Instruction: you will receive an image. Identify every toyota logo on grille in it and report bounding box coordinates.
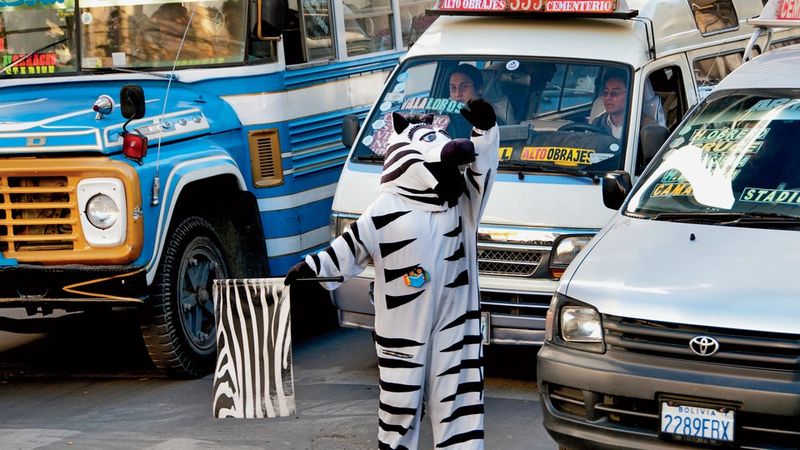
[689,336,720,356]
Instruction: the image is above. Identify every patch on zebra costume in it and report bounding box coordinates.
[212,278,295,418]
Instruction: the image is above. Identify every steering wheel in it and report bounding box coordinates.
[557,123,607,134]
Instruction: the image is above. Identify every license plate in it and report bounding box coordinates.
[480,312,490,345]
[660,401,734,443]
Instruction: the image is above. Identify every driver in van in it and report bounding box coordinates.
[447,64,487,138]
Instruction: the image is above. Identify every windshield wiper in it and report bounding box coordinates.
[83,66,178,81]
[1,36,68,73]
[502,161,599,183]
[650,211,800,227]
[354,154,384,163]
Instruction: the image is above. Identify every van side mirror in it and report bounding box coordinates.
[639,123,670,169]
[255,0,286,39]
[602,170,632,210]
[342,114,362,149]
[120,85,145,120]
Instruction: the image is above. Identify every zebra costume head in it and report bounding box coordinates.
[379,112,476,210]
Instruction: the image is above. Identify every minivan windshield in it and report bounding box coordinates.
[352,57,632,175]
[628,90,800,221]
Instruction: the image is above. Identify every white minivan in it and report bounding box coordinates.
[537,3,800,448]
[331,0,800,346]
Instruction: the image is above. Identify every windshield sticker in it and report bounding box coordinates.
[609,143,619,152]
[520,146,593,166]
[379,101,392,112]
[748,98,800,113]
[397,72,408,83]
[506,60,520,71]
[690,127,769,143]
[385,92,405,103]
[499,147,513,161]
[2,52,57,75]
[401,97,465,114]
[589,152,614,164]
[651,182,693,197]
[393,83,406,93]
[740,187,800,205]
[368,113,451,155]
[81,11,93,24]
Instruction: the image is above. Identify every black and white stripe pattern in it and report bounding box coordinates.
[212,278,295,418]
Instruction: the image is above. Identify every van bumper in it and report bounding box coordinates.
[537,342,800,449]
[333,267,554,345]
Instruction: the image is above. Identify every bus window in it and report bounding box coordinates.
[343,0,393,56]
[688,0,738,35]
[0,2,77,77]
[283,0,334,64]
[79,0,255,69]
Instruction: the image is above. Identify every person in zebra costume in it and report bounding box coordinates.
[285,98,498,450]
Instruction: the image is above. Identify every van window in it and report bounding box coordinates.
[353,58,632,175]
[343,0,394,55]
[693,50,751,99]
[649,66,686,131]
[688,0,738,36]
[627,90,800,222]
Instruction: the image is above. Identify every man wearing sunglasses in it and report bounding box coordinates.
[591,70,630,139]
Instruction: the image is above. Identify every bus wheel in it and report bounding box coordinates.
[141,216,228,378]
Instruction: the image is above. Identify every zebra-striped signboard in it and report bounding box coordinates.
[212,278,296,418]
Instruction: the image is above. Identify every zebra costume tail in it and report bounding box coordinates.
[212,278,296,418]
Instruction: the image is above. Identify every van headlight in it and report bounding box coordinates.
[548,293,605,353]
[549,234,593,279]
[330,211,358,241]
[561,306,602,342]
[77,178,127,247]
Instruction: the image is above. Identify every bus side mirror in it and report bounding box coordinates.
[342,114,362,149]
[602,170,632,210]
[640,123,670,168]
[255,0,286,40]
[120,85,145,120]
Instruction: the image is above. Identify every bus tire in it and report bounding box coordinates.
[140,216,228,378]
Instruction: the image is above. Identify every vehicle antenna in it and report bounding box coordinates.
[151,3,198,206]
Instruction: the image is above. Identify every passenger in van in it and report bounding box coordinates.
[446,64,485,138]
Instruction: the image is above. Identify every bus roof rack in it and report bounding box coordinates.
[426,0,639,19]
[744,0,800,61]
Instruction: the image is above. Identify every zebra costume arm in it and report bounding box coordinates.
[304,213,375,291]
[462,124,499,225]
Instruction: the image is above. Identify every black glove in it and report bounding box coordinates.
[283,260,316,285]
[460,98,496,131]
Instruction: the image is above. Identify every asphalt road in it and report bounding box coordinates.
[0,309,556,449]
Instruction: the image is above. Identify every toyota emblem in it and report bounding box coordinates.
[689,335,720,356]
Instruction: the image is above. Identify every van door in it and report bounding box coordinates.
[629,55,694,175]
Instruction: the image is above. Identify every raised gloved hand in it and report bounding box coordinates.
[460,98,496,131]
[283,260,316,286]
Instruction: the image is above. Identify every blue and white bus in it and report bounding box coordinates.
[0,0,433,376]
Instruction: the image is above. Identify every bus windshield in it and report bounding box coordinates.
[627,90,800,221]
[1,0,248,77]
[353,57,633,174]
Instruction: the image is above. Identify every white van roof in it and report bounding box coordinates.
[715,44,800,90]
[409,0,765,68]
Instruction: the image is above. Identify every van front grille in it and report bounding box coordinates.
[0,176,78,254]
[604,315,800,371]
[477,246,546,276]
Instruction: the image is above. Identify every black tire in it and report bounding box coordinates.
[140,216,229,378]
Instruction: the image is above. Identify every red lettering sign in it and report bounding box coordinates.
[778,0,800,20]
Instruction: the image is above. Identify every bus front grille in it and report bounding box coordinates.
[0,175,78,255]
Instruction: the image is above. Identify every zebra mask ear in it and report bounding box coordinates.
[392,112,409,134]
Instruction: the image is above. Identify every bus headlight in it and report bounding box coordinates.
[78,178,127,247]
[549,234,593,279]
[86,194,119,229]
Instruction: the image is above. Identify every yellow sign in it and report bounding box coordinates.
[498,147,513,161]
[520,146,593,166]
